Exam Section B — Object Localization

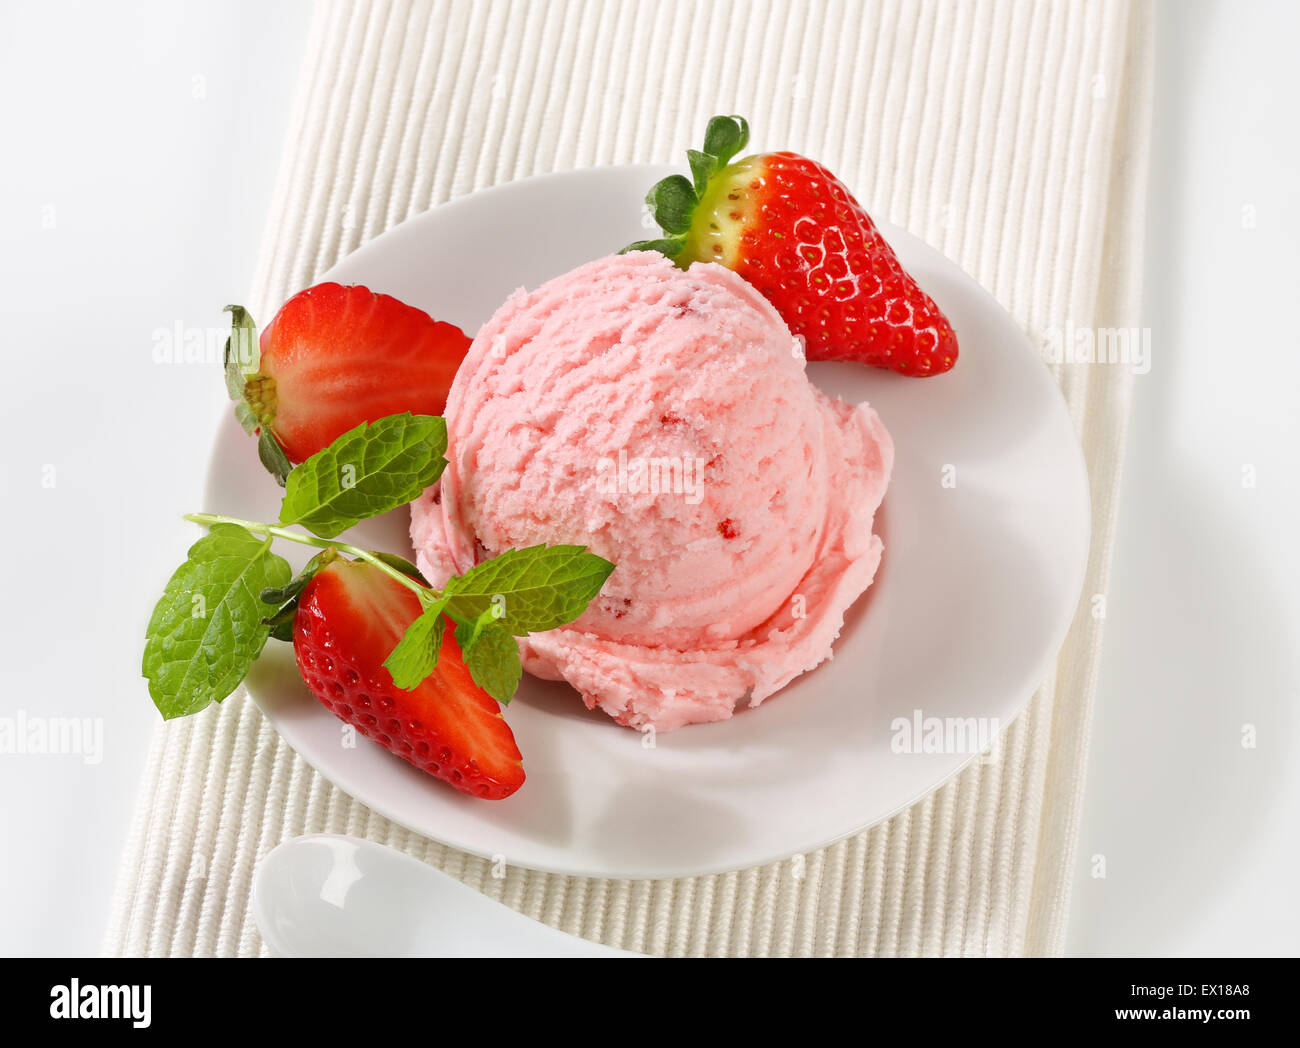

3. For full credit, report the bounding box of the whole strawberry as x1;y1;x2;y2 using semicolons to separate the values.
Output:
627;116;957;376
225;283;471;481
293;557;525;800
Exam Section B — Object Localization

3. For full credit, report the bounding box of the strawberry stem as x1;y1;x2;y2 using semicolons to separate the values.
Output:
183;512;438;606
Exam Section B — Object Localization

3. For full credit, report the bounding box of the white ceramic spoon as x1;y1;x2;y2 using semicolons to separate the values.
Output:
252;834;639;958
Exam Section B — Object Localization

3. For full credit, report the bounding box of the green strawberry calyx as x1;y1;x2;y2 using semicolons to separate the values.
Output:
622;114;751;262
222;303;293;486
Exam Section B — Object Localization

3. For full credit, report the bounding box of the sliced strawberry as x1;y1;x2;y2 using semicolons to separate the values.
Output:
627;116;958;377
239;283;470;465
293;558;525;800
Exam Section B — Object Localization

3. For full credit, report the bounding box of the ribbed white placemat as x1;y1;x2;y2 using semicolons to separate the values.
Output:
105;0;1152;957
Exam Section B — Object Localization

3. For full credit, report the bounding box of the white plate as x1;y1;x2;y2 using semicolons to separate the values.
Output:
214;165;1090;879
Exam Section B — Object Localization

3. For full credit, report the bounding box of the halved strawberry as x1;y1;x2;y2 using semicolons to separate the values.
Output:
227;283;470;475
293;558;525;800
627;116;958;377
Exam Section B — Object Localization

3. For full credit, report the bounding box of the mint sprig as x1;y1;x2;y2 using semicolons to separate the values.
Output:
442;544;616;635
142;524;291;719
385;542;612;697
143;412;615;719
382;545;612;701
279;413;447;538
160;515;610;706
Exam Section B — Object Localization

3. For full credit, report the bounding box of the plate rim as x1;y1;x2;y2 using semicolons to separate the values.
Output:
217;162;1092;879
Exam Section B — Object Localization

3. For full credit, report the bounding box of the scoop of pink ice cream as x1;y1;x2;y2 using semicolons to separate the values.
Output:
411;251;892;731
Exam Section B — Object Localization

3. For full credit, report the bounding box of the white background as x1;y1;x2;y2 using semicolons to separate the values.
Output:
0;0;1295;956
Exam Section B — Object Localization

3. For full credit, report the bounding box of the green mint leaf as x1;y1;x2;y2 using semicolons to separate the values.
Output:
142;523;291;719
443;544;615;636
702;114;749;167
646;174;697;236
279;413;448;539
383;602;447;691
258;428;293;487
223;304;259;401
451;603;503;651
454;619;522;705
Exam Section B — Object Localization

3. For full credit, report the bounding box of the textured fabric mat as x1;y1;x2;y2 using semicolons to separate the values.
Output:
106;0;1153;957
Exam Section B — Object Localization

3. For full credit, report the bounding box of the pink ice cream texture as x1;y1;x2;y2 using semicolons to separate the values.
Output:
410;251;893;732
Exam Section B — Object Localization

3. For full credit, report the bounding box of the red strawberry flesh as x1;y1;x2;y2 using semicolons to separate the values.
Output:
249;282;470;462
293;559;525;800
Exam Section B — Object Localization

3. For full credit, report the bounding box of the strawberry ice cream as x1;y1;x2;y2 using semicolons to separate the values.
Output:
410;251;892;731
